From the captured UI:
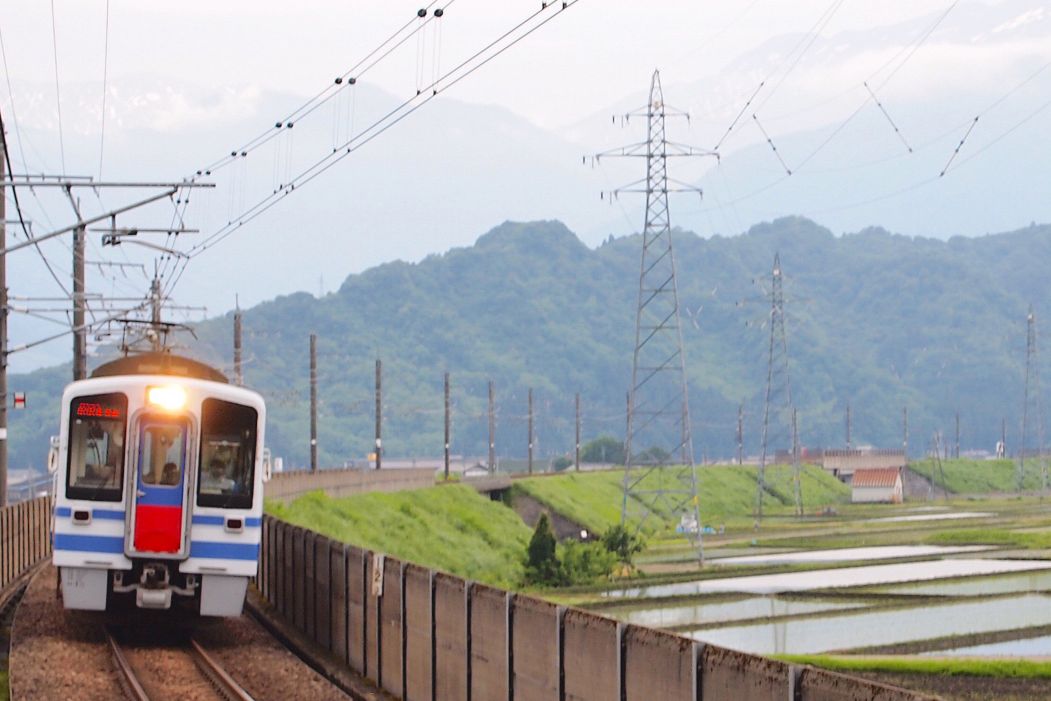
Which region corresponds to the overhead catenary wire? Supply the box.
[183,0,582,262]
[49,0,67,175]
[0,26,31,179]
[0,111,72,297]
[197,1,447,177]
[98,0,111,180]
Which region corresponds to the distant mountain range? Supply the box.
[10,216,1051,471]
[7,0,1051,376]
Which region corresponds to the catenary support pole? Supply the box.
[444,371,450,480]
[375,358,382,470]
[310,333,317,472]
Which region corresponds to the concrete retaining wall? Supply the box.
[258,516,936,701]
[264,467,435,501]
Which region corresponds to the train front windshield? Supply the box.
[66,393,128,501]
[197,398,257,509]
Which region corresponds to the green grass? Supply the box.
[266,485,532,588]
[909,458,1047,494]
[777,654,1051,679]
[1,670,7,701]
[925,526,1051,549]
[515,465,850,535]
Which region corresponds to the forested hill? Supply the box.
[10,217,1051,470]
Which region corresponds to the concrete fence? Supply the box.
[0,496,52,592]
[258,516,933,701]
[264,467,436,501]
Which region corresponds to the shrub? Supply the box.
[524,513,561,586]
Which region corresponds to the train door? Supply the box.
[130,418,190,554]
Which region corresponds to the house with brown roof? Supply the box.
[851,467,904,503]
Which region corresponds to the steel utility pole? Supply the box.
[233,304,243,386]
[488,380,495,473]
[575,392,581,471]
[903,406,909,460]
[737,402,744,466]
[310,334,317,472]
[72,220,86,379]
[444,372,451,480]
[375,358,382,470]
[955,411,960,459]
[792,408,802,517]
[1018,306,1045,492]
[845,402,852,450]
[596,70,713,561]
[527,388,534,475]
[1001,418,1007,459]
[0,133,7,507]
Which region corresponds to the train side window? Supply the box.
[197,399,257,509]
[67,393,128,502]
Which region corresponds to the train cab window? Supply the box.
[66,393,128,501]
[197,399,257,509]
[140,423,187,487]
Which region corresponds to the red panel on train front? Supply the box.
[133,505,183,553]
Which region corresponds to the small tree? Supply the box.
[524,513,560,586]
[601,523,645,564]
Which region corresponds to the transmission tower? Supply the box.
[1018,305,1046,493]
[592,70,716,561]
[755,252,801,523]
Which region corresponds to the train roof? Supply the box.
[91,352,228,384]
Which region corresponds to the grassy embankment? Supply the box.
[1,671,7,701]
[909,458,1046,494]
[266,465,852,588]
[515,465,851,536]
[777,654,1051,679]
[267,485,532,589]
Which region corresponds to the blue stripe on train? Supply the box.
[55,506,126,521]
[189,541,259,560]
[54,534,258,561]
[190,515,262,527]
[54,533,125,554]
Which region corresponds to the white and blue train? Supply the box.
[51,352,267,616]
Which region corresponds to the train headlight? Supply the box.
[147,385,187,411]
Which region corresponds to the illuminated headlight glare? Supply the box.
[147,385,187,411]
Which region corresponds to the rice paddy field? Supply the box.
[266,459,1051,700]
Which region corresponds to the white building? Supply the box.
[851,467,904,504]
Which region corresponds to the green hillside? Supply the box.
[9,217,1051,472]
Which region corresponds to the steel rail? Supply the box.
[104,627,151,701]
[189,637,256,701]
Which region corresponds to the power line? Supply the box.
[98,0,111,180]
[184,0,582,261]
[49,0,67,175]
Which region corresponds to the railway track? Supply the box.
[105,626,255,701]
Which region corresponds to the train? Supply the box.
[50,352,267,616]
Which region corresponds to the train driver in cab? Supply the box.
[202,457,235,492]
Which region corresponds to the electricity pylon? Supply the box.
[1018,305,1045,493]
[755,252,801,523]
[591,70,716,562]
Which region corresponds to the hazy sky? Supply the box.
[2,0,1002,129]
[3,0,1049,372]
